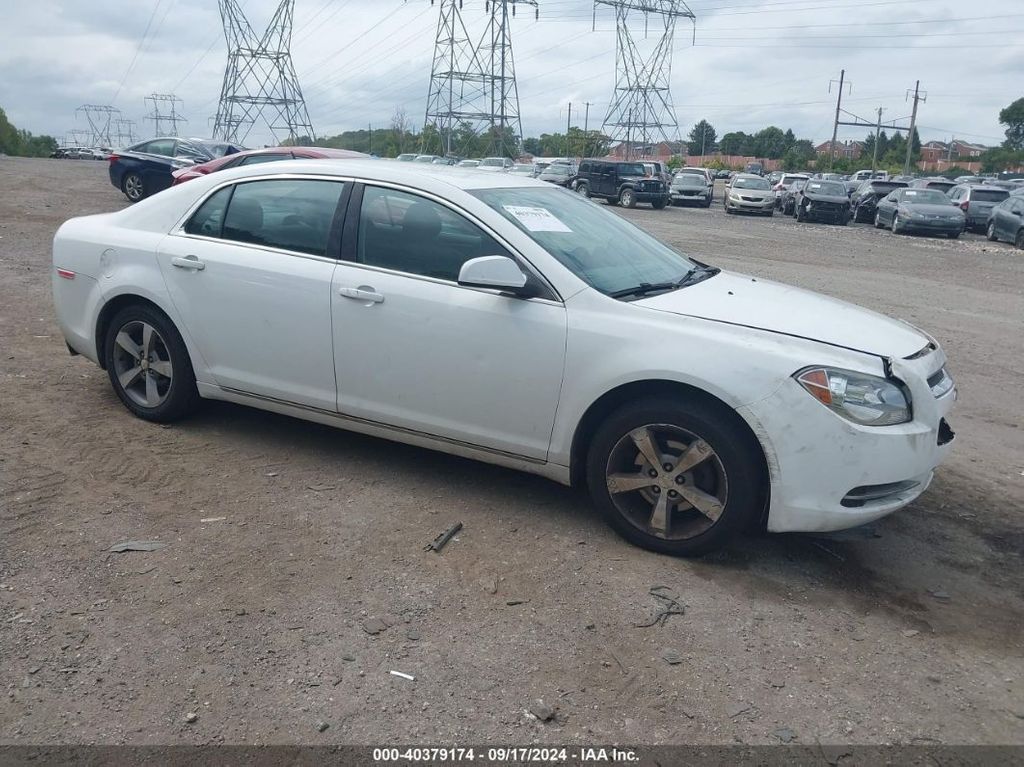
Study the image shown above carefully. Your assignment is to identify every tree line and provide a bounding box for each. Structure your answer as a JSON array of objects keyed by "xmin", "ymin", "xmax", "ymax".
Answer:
[{"xmin": 0, "ymin": 107, "xmax": 58, "ymax": 157}]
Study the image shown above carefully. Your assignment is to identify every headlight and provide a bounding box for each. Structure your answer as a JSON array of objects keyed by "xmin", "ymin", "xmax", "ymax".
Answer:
[
  {"xmin": 795, "ymin": 367, "xmax": 911, "ymax": 426},
  {"xmin": 729, "ymin": 193, "xmax": 742, "ymax": 201}
]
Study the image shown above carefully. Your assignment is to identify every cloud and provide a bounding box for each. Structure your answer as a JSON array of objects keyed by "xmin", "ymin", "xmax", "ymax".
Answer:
[{"xmin": 1, "ymin": 0, "xmax": 1019, "ymax": 148}]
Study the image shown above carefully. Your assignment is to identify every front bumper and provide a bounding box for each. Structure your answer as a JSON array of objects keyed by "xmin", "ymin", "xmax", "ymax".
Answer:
[
  {"xmin": 729, "ymin": 196, "xmax": 774, "ymax": 212},
  {"xmin": 899, "ymin": 217, "xmax": 964, "ymax": 234},
  {"xmin": 671, "ymin": 189, "xmax": 710, "ymax": 202},
  {"xmin": 739, "ymin": 347, "xmax": 956, "ymax": 532},
  {"xmin": 803, "ymin": 204, "xmax": 848, "ymax": 222}
]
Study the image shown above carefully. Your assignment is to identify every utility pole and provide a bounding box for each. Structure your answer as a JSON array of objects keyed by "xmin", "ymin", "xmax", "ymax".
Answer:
[
  {"xmin": 566, "ymin": 102, "xmax": 572, "ymax": 158},
  {"xmin": 871, "ymin": 107, "xmax": 884, "ymax": 172},
  {"xmin": 368, "ymin": 123, "xmax": 372, "ymax": 156},
  {"xmin": 828, "ymin": 69, "xmax": 850, "ymax": 171},
  {"xmin": 903, "ymin": 80, "xmax": 925, "ymax": 176},
  {"xmin": 700, "ymin": 123, "xmax": 707, "ymax": 159},
  {"xmin": 582, "ymin": 101, "xmax": 591, "ymax": 158}
]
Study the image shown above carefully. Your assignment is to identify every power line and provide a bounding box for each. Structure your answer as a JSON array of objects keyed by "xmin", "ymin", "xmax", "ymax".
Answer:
[{"xmin": 111, "ymin": 0, "xmax": 166, "ymax": 105}]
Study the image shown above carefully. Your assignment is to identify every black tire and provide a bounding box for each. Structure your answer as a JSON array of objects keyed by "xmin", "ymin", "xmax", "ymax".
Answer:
[
  {"xmin": 577, "ymin": 182, "xmax": 590, "ymax": 198},
  {"xmin": 652, "ymin": 197, "xmax": 667, "ymax": 210},
  {"xmin": 796, "ymin": 205, "xmax": 805, "ymax": 223},
  {"xmin": 619, "ymin": 188, "xmax": 637, "ymax": 208},
  {"xmin": 122, "ymin": 172, "xmax": 145, "ymax": 203},
  {"xmin": 103, "ymin": 304, "xmax": 200, "ymax": 423},
  {"xmin": 986, "ymin": 222, "xmax": 997, "ymax": 241},
  {"xmin": 892, "ymin": 214, "xmax": 904, "ymax": 234},
  {"xmin": 947, "ymin": 231, "xmax": 960, "ymax": 239},
  {"xmin": 703, "ymin": 197, "xmax": 712, "ymax": 208},
  {"xmin": 874, "ymin": 211, "xmax": 884, "ymax": 229},
  {"xmin": 1017, "ymin": 229, "xmax": 1024, "ymax": 249},
  {"xmin": 586, "ymin": 397, "xmax": 765, "ymax": 557}
]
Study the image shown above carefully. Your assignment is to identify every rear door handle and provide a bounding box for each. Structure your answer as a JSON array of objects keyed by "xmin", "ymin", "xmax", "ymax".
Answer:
[
  {"xmin": 171, "ymin": 255, "xmax": 205, "ymax": 271},
  {"xmin": 338, "ymin": 286, "xmax": 384, "ymax": 304}
]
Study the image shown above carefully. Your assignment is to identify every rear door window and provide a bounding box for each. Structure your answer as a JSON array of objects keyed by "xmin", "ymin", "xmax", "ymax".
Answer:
[
  {"xmin": 142, "ymin": 139, "xmax": 176, "ymax": 156},
  {"xmin": 185, "ymin": 186, "xmax": 233, "ymax": 238},
  {"xmin": 220, "ymin": 179, "xmax": 346, "ymax": 256},
  {"xmin": 239, "ymin": 153, "xmax": 292, "ymax": 166}
]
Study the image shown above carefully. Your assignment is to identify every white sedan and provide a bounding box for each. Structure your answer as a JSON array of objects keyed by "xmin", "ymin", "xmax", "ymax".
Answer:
[{"xmin": 52, "ymin": 160, "xmax": 956, "ymax": 555}]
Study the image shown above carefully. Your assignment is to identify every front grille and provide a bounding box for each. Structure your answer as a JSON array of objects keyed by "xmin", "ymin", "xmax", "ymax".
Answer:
[{"xmin": 741, "ymin": 196, "xmax": 762, "ymax": 202}]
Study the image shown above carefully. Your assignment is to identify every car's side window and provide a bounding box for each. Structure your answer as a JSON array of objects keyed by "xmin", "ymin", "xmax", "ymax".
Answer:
[
  {"xmin": 146, "ymin": 139, "xmax": 176, "ymax": 157},
  {"xmin": 239, "ymin": 153, "xmax": 291, "ymax": 166},
  {"xmin": 220, "ymin": 179, "xmax": 345, "ymax": 257},
  {"xmin": 184, "ymin": 186, "xmax": 233, "ymax": 238},
  {"xmin": 356, "ymin": 186, "xmax": 511, "ymax": 282}
]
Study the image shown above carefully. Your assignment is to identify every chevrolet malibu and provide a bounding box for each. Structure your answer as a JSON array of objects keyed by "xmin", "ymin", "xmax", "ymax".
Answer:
[{"xmin": 52, "ymin": 161, "xmax": 956, "ymax": 556}]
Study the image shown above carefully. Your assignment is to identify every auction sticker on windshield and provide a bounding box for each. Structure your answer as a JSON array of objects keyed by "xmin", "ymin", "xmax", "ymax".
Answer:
[{"xmin": 502, "ymin": 205, "xmax": 572, "ymax": 233}]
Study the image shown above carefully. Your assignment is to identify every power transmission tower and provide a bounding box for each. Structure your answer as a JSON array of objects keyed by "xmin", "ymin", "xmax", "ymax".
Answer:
[
  {"xmin": 212, "ymin": 0, "xmax": 315, "ymax": 145},
  {"xmin": 903, "ymin": 80, "xmax": 925, "ymax": 176},
  {"xmin": 76, "ymin": 105, "xmax": 121, "ymax": 147},
  {"xmin": 115, "ymin": 119, "xmax": 139, "ymax": 146},
  {"xmin": 596, "ymin": 0, "xmax": 695, "ymax": 160},
  {"xmin": 422, "ymin": 0, "xmax": 537, "ymax": 158},
  {"xmin": 144, "ymin": 94, "xmax": 187, "ymax": 137},
  {"xmin": 65, "ymin": 129, "xmax": 92, "ymax": 148}
]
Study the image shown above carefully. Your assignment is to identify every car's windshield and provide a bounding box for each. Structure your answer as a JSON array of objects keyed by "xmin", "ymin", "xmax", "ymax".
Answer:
[
  {"xmin": 472, "ymin": 187, "xmax": 701, "ymax": 297},
  {"xmin": 901, "ymin": 189, "xmax": 949, "ymax": 205},
  {"xmin": 618, "ymin": 163, "xmax": 646, "ymax": 177},
  {"xmin": 806, "ymin": 181, "xmax": 845, "ymax": 195},
  {"xmin": 676, "ymin": 172, "xmax": 706, "ymax": 183},
  {"xmin": 543, "ymin": 165, "xmax": 570, "ymax": 176},
  {"xmin": 511, "ymin": 164, "xmax": 534, "ymax": 174},
  {"xmin": 480, "ymin": 158, "xmax": 505, "ymax": 167},
  {"xmin": 733, "ymin": 177, "xmax": 770, "ymax": 190}
]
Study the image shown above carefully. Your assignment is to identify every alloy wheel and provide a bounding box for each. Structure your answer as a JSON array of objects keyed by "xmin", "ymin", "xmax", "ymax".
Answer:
[
  {"xmin": 111, "ymin": 320, "xmax": 173, "ymax": 408},
  {"xmin": 124, "ymin": 174, "xmax": 143, "ymax": 202},
  {"xmin": 605, "ymin": 424, "xmax": 728, "ymax": 541}
]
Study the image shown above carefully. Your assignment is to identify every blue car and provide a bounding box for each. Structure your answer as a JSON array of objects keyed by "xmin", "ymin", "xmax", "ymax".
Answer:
[{"xmin": 109, "ymin": 137, "xmax": 245, "ymax": 202}]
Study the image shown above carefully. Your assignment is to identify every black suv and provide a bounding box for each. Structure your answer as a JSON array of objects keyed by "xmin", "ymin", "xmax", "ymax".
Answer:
[{"xmin": 573, "ymin": 160, "xmax": 669, "ymax": 209}]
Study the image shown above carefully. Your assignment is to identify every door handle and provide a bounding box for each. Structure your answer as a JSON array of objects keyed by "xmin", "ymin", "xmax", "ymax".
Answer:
[
  {"xmin": 171, "ymin": 255, "xmax": 205, "ymax": 271},
  {"xmin": 338, "ymin": 286, "xmax": 384, "ymax": 304}
]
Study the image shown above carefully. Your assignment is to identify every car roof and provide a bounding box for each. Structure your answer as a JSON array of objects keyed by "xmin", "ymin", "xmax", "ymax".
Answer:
[
  {"xmin": 189, "ymin": 158, "xmax": 550, "ymax": 191},
  {"xmin": 732, "ymin": 173, "xmax": 763, "ymax": 179}
]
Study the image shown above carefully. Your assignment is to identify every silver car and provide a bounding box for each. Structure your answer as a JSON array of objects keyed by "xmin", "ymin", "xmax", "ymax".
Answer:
[
  {"xmin": 670, "ymin": 170, "xmax": 713, "ymax": 207},
  {"xmin": 948, "ymin": 184, "xmax": 1010, "ymax": 232},
  {"xmin": 724, "ymin": 173, "xmax": 775, "ymax": 216}
]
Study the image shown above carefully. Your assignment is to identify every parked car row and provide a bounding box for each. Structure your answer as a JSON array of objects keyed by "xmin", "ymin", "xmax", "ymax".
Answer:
[{"xmin": 52, "ymin": 147, "xmax": 110, "ymax": 160}]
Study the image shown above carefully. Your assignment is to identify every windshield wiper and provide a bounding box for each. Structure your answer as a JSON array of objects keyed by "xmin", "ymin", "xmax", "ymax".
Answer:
[{"xmin": 609, "ymin": 265, "xmax": 720, "ymax": 299}]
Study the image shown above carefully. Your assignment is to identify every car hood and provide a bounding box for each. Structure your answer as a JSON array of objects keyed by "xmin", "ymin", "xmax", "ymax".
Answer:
[
  {"xmin": 635, "ymin": 271, "xmax": 927, "ymax": 358},
  {"xmin": 730, "ymin": 188, "xmax": 772, "ymax": 197},
  {"xmin": 804, "ymin": 192, "xmax": 849, "ymax": 204},
  {"xmin": 901, "ymin": 203, "xmax": 963, "ymax": 216}
]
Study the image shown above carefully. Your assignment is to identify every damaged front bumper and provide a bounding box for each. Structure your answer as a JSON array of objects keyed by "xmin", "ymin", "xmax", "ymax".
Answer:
[{"xmin": 738, "ymin": 345, "xmax": 956, "ymax": 533}]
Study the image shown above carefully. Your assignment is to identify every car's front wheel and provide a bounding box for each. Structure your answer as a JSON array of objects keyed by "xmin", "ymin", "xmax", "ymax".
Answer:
[
  {"xmin": 586, "ymin": 398, "xmax": 764, "ymax": 556},
  {"xmin": 874, "ymin": 211, "xmax": 884, "ymax": 228},
  {"xmin": 122, "ymin": 172, "xmax": 145, "ymax": 203},
  {"xmin": 619, "ymin": 188, "xmax": 636, "ymax": 208},
  {"xmin": 104, "ymin": 304, "xmax": 200, "ymax": 422},
  {"xmin": 576, "ymin": 182, "xmax": 590, "ymax": 198},
  {"xmin": 1017, "ymin": 229, "xmax": 1024, "ymax": 249},
  {"xmin": 986, "ymin": 221, "xmax": 998, "ymax": 241}
]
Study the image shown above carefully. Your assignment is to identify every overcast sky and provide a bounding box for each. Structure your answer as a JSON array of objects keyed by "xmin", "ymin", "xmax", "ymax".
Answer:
[{"xmin": 1, "ymin": 0, "xmax": 1021, "ymax": 149}]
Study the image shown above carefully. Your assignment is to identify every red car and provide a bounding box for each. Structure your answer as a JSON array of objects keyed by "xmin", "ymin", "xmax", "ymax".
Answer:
[{"xmin": 171, "ymin": 146, "xmax": 368, "ymax": 185}]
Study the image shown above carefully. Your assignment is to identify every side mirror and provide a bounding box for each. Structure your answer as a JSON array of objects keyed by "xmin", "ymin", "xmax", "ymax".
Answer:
[
  {"xmin": 458, "ymin": 256, "xmax": 536, "ymax": 297},
  {"xmin": 173, "ymin": 157, "xmax": 197, "ymax": 166}
]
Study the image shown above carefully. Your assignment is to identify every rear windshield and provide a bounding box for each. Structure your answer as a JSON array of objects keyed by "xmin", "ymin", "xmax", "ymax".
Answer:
[
  {"xmin": 924, "ymin": 181, "xmax": 955, "ymax": 192},
  {"xmin": 869, "ymin": 182, "xmax": 907, "ymax": 193},
  {"xmin": 972, "ymin": 189, "xmax": 1009, "ymax": 202}
]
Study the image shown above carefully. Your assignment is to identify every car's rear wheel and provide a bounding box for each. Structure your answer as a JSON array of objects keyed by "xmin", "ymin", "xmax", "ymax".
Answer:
[
  {"xmin": 586, "ymin": 398, "xmax": 764, "ymax": 556},
  {"xmin": 619, "ymin": 188, "xmax": 636, "ymax": 208},
  {"xmin": 577, "ymin": 182, "xmax": 590, "ymax": 198},
  {"xmin": 987, "ymin": 222, "xmax": 998, "ymax": 241},
  {"xmin": 122, "ymin": 172, "xmax": 145, "ymax": 203},
  {"xmin": 947, "ymin": 231, "xmax": 960, "ymax": 239},
  {"xmin": 104, "ymin": 304, "xmax": 200, "ymax": 422},
  {"xmin": 1016, "ymin": 229, "xmax": 1024, "ymax": 249}
]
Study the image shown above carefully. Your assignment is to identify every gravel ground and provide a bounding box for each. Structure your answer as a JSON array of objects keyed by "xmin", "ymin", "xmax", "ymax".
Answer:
[{"xmin": 1, "ymin": 157, "xmax": 1022, "ymax": 746}]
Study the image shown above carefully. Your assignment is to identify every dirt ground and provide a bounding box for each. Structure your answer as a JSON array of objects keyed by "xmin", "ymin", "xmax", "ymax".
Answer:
[{"xmin": 1, "ymin": 157, "xmax": 1022, "ymax": 746}]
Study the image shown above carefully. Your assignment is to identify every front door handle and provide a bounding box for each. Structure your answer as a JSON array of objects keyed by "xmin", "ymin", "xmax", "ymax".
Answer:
[
  {"xmin": 338, "ymin": 286, "xmax": 384, "ymax": 304},
  {"xmin": 171, "ymin": 255, "xmax": 206, "ymax": 271}
]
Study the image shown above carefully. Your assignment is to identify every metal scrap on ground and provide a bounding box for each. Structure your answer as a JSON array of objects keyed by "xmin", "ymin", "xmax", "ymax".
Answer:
[
  {"xmin": 425, "ymin": 522, "xmax": 463, "ymax": 553},
  {"xmin": 107, "ymin": 541, "xmax": 167, "ymax": 553},
  {"xmin": 634, "ymin": 585, "xmax": 686, "ymax": 628}
]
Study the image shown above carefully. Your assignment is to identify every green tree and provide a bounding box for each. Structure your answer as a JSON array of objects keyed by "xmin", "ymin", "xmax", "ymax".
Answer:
[
  {"xmin": 980, "ymin": 146, "xmax": 1024, "ymax": 172},
  {"xmin": 686, "ymin": 119, "xmax": 716, "ymax": 156},
  {"xmin": 718, "ymin": 131, "xmax": 747, "ymax": 155},
  {"xmin": 781, "ymin": 139, "xmax": 816, "ymax": 170},
  {"xmin": 998, "ymin": 97, "xmax": 1024, "ymax": 149},
  {"xmin": 752, "ymin": 126, "xmax": 787, "ymax": 158},
  {"xmin": 0, "ymin": 107, "xmax": 58, "ymax": 157}
]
